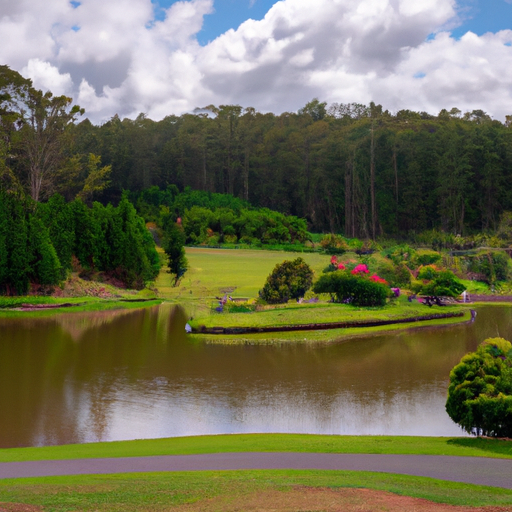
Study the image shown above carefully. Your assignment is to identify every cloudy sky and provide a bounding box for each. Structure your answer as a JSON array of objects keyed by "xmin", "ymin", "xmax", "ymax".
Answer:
[{"xmin": 2, "ymin": 0, "xmax": 512, "ymax": 123}]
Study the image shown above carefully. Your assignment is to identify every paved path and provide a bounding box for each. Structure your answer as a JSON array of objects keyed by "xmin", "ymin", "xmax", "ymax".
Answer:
[{"xmin": 1, "ymin": 453, "xmax": 512, "ymax": 489}]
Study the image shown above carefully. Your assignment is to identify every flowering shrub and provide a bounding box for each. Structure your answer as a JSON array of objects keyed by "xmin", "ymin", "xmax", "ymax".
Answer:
[
  {"xmin": 370, "ymin": 274, "xmax": 387, "ymax": 285},
  {"xmin": 351, "ymin": 264, "xmax": 369, "ymax": 275},
  {"xmin": 313, "ymin": 270, "xmax": 389, "ymax": 307}
]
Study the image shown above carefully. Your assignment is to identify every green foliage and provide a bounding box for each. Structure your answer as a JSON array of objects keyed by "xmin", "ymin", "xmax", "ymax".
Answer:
[
  {"xmin": 37, "ymin": 194, "xmax": 75, "ymax": 275},
  {"xmin": 413, "ymin": 268, "xmax": 465, "ymax": 297},
  {"xmin": 446, "ymin": 338, "xmax": 512, "ymax": 437},
  {"xmin": 27, "ymin": 216, "xmax": 61, "ymax": 288},
  {"xmin": 413, "ymin": 249, "xmax": 442, "ymax": 267},
  {"xmin": 320, "ymin": 234, "xmax": 348, "ymax": 255},
  {"xmin": 468, "ymin": 251, "xmax": 510, "ymax": 284},
  {"xmin": 385, "ymin": 245, "xmax": 417, "ymax": 267},
  {"xmin": 259, "ymin": 258, "xmax": 314, "ymax": 304},
  {"xmin": 313, "ymin": 271, "xmax": 389, "ymax": 307},
  {"xmin": 376, "ymin": 260, "xmax": 411, "ymax": 287},
  {"xmin": 161, "ymin": 212, "xmax": 188, "ymax": 286}
]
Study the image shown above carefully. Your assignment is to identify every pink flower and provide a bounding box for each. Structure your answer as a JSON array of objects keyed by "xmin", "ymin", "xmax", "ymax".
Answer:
[
  {"xmin": 330, "ymin": 255, "xmax": 338, "ymax": 265},
  {"xmin": 338, "ymin": 263, "xmax": 346, "ymax": 270},
  {"xmin": 370, "ymin": 274, "xmax": 388, "ymax": 285},
  {"xmin": 351, "ymin": 264, "xmax": 369, "ymax": 275}
]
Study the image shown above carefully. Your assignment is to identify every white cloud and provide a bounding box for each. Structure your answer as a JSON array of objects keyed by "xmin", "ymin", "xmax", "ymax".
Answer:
[
  {"xmin": 2, "ymin": 0, "xmax": 512, "ymax": 123},
  {"xmin": 22, "ymin": 59, "xmax": 73, "ymax": 96}
]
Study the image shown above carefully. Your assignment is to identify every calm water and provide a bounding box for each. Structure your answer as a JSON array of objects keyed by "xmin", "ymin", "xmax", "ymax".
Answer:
[{"xmin": 0, "ymin": 304, "xmax": 511, "ymax": 448}]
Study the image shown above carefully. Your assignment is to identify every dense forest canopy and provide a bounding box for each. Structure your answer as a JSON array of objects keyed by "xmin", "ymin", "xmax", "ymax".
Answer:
[{"xmin": 2, "ymin": 65, "xmax": 512, "ymax": 239}]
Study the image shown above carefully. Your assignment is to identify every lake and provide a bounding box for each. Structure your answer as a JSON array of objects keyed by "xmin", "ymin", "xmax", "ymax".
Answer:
[{"xmin": 0, "ymin": 304, "xmax": 511, "ymax": 447}]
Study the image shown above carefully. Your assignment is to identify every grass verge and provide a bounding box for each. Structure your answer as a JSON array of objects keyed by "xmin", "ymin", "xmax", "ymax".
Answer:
[
  {"xmin": 1, "ymin": 434, "xmax": 511, "ymax": 462},
  {"xmin": 1, "ymin": 470, "xmax": 512, "ymax": 510}
]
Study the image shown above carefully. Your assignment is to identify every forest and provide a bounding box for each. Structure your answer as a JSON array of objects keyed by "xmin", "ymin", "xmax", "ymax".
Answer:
[
  {"xmin": 2, "ymin": 64, "xmax": 512, "ymax": 239},
  {"xmin": 2, "ymin": 64, "xmax": 512, "ymax": 294}
]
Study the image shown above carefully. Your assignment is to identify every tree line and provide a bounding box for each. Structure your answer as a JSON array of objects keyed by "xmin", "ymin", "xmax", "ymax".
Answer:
[
  {"xmin": 0, "ymin": 191, "xmax": 160, "ymax": 294},
  {"xmin": 2, "ymin": 65, "xmax": 512, "ymax": 240},
  {"xmin": 71, "ymin": 101, "xmax": 512, "ymax": 239}
]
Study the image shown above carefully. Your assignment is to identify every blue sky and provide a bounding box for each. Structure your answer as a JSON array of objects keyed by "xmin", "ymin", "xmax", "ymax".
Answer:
[
  {"xmin": 451, "ymin": 0, "xmax": 512, "ymax": 39},
  {"xmin": 155, "ymin": 0, "xmax": 278, "ymax": 45}
]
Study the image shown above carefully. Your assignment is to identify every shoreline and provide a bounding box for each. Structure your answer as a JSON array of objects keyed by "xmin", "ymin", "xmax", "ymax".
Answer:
[{"xmin": 193, "ymin": 310, "xmax": 469, "ymax": 335}]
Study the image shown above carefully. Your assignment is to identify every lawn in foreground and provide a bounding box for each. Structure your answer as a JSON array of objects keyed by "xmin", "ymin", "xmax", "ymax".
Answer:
[{"xmin": 1, "ymin": 470, "xmax": 512, "ymax": 511}]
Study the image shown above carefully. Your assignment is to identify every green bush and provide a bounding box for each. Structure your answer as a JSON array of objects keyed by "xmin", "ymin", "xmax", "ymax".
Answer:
[
  {"xmin": 413, "ymin": 249, "xmax": 442, "ymax": 267},
  {"xmin": 384, "ymin": 244, "xmax": 416, "ymax": 266},
  {"xmin": 376, "ymin": 260, "xmax": 411, "ymax": 287},
  {"xmin": 468, "ymin": 251, "xmax": 510, "ymax": 284},
  {"xmin": 259, "ymin": 258, "xmax": 314, "ymax": 304},
  {"xmin": 313, "ymin": 271, "xmax": 389, "ymax": 307},
  {"xmin": 446, "ymin": 337, "xmax": 512, "ymax": 437},
  {"xmin": 413, "ymin": 269, "xmax": 465, "ymax": 297},
  {"xmin": 320, "ymin": 234, "xmax": 348, "ymax": 255}
]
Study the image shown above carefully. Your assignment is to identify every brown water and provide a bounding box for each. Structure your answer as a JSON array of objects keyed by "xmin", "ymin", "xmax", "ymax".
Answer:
[{"xmin": 0, "ymin": 305, "xmax": 511, "ymax": 448}]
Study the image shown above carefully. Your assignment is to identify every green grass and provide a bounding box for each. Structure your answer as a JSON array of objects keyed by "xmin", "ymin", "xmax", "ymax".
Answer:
[
  {"xmin": 197, "ymin": 310, "xmax": 472, "ymax": 344},
  {"xmin": 1, "ymin": 434, "xmax": 511, "ymax": 462},
  {"xmin": 0, "ymin": 298, "xmax": 162, "ymax": 318},
  {"xmin": 1, "ymin": 470, "xmax": 512, "ymax": 510},
  {"xmin": 1, "ymin": 435, "xmax": 511, "ymax": 509},
  {"xmin": 190, "ymin": 297, "xmax": 464, "ymax": 330}
]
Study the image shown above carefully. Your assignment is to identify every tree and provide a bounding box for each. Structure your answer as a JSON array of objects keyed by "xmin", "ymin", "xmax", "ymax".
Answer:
[
  {"xmin": 0, "ymin": 65, "xmax": 84, "ymax": 202},
  {"xmin": 446, "ymin": 338, "xmax": 512, "ymax": 437},
  {"xmin": 259, "ymin": 258, "xmax": 313, "ymax": 304},
  {"xmin": 162, "ymin": 218, "xmax": 188, "ymax": 286}
]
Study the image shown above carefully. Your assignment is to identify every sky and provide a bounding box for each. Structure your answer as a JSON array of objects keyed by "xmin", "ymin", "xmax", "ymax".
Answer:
[{"xmin": 1, "ymin": 0, "xmax": 512, "ymax": 124}]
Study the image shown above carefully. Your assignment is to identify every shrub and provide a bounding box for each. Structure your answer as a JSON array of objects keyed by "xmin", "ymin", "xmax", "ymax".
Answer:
[
  {"xmin": 413, "ymin": 249, "xmax": 442, "ymax": 267},
  {"xmin": 376, "ymin": 260, "xmax": 411, "ymax": 287},
  {"xmin": 320, "ymin": 234, "xmax": 348, "ymax": 255},
  {"xmin": 313, "ymin": 271, "xmax": 389, "ymax": 307},
  {"xmin": 446, "ymin": 338, "xmax": 512, "ymax": 437},
  {"xmin": 259, "ymin": 258, "xmax": 314, "ymax": 304},
  {"xmin": 413, "ymin": 268, "xmax": 465, "ymax": 297},
  {"xmin": 385, "ymin": 244, "xmax": 416, "ymax": 266},
  {"xmin": 468, "ymin": 251, "xmax": 510, "ymax": 284}
]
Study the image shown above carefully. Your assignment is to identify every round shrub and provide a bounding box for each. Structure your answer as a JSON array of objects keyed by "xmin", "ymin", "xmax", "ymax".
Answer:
[
  {"xmin": 259, "ymin": 257, "xmax": 314, "ymax": 304},
  {"xmin": 446, "ymin": 338, "xmax": 512, "ymax": 437}
]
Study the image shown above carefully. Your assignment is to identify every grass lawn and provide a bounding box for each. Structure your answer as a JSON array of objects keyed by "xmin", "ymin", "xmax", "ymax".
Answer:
[
  {"xmin": 2, "ymin": 470, "xmax": 512, "ymax": 510},
  {"xmin": 1, "ymin": 435, "xmax": 512, "ymax": 510},
  {"xmin": 1, "ymin": 434, "xmax": 511, "ymax": 462}
]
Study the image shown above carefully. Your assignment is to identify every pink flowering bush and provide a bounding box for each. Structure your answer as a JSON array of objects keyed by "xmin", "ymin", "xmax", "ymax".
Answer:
[
  {"xmin": 351, "ymin": 264, "xmax": 369, "ymax": 275},
  {"xmin": 370, "ymin": 274, "xmax": 388, "ymax": 285}
]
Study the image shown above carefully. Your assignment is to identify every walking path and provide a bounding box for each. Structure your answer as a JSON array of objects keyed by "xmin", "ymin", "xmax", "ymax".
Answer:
[{"xmin": 1, "ymin": 453, "xmax": 511, "ymax": 489}]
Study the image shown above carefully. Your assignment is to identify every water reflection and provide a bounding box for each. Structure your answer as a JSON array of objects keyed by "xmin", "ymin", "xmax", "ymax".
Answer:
[{"xmin": 0, "ymin": 304, "xmax": 511, "ymax": 447}]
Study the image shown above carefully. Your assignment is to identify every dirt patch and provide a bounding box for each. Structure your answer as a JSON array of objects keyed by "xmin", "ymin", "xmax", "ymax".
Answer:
[
  {"xmin": 0, "ymin": 504, "xmax": 43, "ymax": 512},
  {"xmin": 178, "ymin": 487, "xmax": 510, "ymax": 512},
  {"xmin": 50, "ymin": 275, "xmax": 120, "ymax": 299}
]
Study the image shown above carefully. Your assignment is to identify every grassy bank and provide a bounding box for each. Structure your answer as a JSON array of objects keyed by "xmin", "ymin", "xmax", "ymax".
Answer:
[
  {"xmin": 0, "ymin": 296, "xmax": 162, "ymax": 318},
  {"xmin": 1, "ymin": 434, "xmax": 511, "ymax": 462},
  {"xmin": 2, "ymin": 470, "xmax": 512, "ymax": 510}
]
